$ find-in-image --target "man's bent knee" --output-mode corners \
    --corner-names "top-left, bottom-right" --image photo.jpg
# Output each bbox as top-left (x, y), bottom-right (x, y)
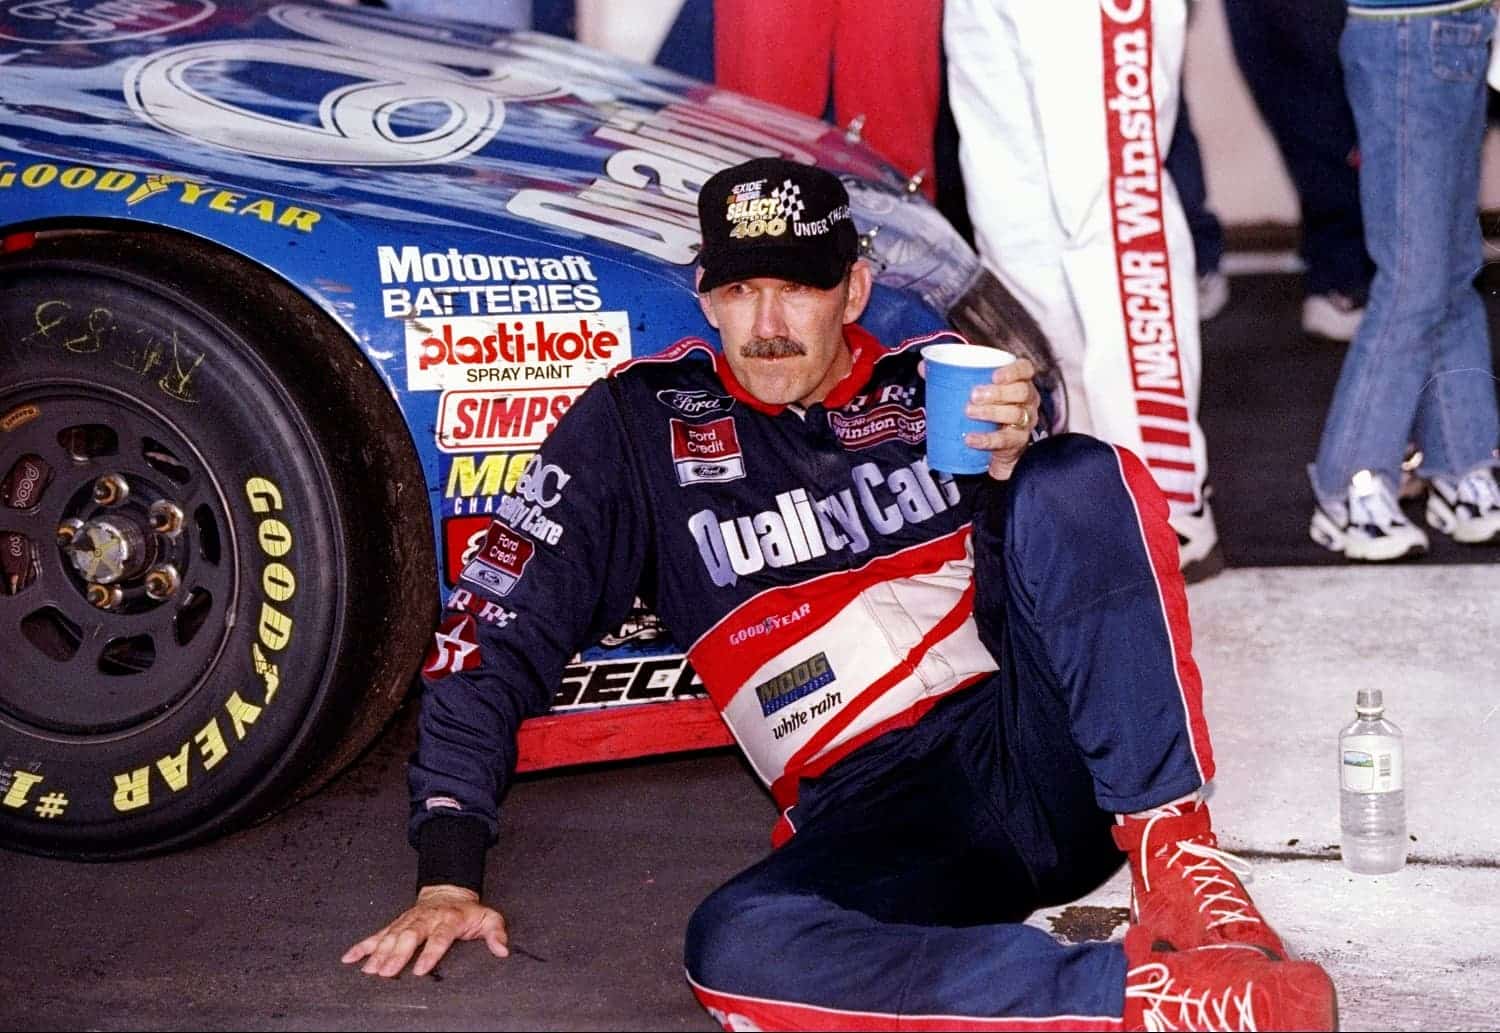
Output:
top-left (685, 880), bottom-right (815, 991)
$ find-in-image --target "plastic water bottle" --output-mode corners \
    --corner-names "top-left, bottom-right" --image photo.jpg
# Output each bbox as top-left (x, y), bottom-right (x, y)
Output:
top-left (1339, 689), bottom-right (1406, 874)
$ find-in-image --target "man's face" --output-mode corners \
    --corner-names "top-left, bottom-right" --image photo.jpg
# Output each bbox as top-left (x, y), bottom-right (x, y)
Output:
top-left (697, 261), bottom-right (873, 407)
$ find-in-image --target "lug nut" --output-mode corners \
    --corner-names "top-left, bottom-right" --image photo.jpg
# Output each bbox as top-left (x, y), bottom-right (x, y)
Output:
top-left (92, 474), bottom-right (130, 507)
top-left (143, 564), bottom-right (180, 601)
top-left (904, 170), bottom-right (927, 196)
top-left (844, 113), bottom-right (866, 143)
top-left (148, 501), bottom-right (185, 537)
top-left (56, 519), bottom-right (84, 546)
top-left (86, 583), bottom-right (122, 610)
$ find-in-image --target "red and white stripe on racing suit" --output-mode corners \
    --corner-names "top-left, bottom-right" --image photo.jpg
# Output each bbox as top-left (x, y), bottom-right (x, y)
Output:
top-left (690, 526), bottom-right (997, 814)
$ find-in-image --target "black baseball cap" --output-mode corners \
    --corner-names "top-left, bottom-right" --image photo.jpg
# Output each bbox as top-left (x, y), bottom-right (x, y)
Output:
top-left (696, 157), bottom-right (860, 293)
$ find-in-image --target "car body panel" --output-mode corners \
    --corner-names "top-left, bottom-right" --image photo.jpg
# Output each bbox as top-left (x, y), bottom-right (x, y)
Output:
top-left (0, 1), bottom-right (982, 767)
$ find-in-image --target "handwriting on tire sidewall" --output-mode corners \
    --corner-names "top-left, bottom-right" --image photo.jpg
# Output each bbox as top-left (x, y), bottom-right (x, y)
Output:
top-left (25, 299), bottom-right (206, 404)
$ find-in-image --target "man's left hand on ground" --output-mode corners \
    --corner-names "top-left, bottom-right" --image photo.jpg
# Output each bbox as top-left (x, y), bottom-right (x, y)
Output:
top-left (953, 355), bottom-right (1041, 481)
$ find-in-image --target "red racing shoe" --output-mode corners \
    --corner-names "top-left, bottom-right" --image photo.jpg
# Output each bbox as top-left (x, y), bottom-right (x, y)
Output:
top-left (1123, 928), bottom-right (1338, 1032)
top-left (1112, 802), bottom-right (1289, 959)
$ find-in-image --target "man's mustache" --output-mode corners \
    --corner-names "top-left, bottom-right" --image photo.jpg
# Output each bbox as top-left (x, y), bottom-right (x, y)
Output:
top-left (742, 336), bottom-right (806, 358)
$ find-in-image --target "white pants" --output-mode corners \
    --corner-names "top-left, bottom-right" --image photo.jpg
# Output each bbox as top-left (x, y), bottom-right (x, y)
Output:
top-left (945, 0), bottom-right (1206, 512)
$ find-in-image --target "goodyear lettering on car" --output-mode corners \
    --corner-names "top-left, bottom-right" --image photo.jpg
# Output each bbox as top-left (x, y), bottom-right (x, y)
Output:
top-left (0, 162), bottom-right (321, 232)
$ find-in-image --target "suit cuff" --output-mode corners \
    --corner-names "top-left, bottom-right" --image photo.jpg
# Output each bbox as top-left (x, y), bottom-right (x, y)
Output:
top-left (415, 815), bottom-right (490, 893)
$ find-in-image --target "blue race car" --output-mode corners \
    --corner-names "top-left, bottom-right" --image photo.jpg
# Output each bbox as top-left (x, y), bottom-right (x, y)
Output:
top-left (0, 0), bottom-right (1055, 858)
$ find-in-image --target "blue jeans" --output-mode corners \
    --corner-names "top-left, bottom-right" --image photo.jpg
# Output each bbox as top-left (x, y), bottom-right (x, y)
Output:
top-left (1311, 3), bottom-right (1499, 502)
top-left (1224, 0), bottom-right (1372, 298)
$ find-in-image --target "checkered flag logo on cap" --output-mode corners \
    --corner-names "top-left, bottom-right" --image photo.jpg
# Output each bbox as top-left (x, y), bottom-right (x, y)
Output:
top-left (772, 179), bottom-right (804, 222)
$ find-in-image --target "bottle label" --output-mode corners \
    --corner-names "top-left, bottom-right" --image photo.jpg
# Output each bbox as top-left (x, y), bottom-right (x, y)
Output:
top-left (1341, 735), bottom-right (1403, 793)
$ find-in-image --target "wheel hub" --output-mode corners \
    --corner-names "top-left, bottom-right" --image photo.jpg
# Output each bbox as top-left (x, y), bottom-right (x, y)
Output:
top-left (66, 516), bottom-right (151, 584)
top-left (0, 387), bottom-right (234, 737)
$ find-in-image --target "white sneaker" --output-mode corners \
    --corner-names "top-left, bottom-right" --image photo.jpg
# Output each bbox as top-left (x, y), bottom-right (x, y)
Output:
top-left (1198, 271), bottom-right (1230, 322)
top-left (1171, 497), bottom-right (1225, 583)
top-left (1426, 467), bottom-right (1500, 544)
top-left (1310, 469), bottom-right (1428, 561)
top-left (1301, 291), bottom-right (1364, 342)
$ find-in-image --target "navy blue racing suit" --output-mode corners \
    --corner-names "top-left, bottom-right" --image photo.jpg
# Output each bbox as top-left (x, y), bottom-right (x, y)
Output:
top-left (409, 324), bottom-right (1216, 1028)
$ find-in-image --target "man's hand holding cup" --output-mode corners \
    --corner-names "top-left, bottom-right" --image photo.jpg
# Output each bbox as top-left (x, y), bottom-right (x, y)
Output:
top-left (921, 342), bottom-right (1041, 481)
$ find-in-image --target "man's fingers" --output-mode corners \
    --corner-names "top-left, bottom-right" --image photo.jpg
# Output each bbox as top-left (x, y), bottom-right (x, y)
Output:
top-left (986, 356), bottom-right (1035, 385)
top-left (411, 932), bottom-right (456, 977)
top-left (482, 912), bottom-right (511, 958)
top-left (348, 898), bottom-right (511, 978)
top-left (363, 927), bottom-right (421, 978)
top-left (342, 934), bottom-right (380, 964)
top-left (968, 376), bottom-right (1036, 406)
top-left (964, 403), bottom-right (1032, 431)
top-left (964, 425), bottom-right (1028, 452)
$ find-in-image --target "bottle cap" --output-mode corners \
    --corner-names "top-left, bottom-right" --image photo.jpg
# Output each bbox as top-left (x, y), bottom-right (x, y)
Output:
top-left (1356, 689), bottom-right (1383, 712)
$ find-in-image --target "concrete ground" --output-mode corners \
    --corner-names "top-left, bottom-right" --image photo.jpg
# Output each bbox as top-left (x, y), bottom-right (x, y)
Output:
top-left (1, 564), bottom-right (1496, 1031)
top-left (1030, 564), bottom-right (1500, 1033)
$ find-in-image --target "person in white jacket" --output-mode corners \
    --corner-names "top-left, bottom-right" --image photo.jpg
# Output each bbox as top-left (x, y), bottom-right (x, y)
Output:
top-left (945, 0), bottom-right (1221, 581)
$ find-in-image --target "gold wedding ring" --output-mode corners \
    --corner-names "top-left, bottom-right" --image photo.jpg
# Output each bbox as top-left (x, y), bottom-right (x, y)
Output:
top-left (1017, 408), bottom-right (1030, 431)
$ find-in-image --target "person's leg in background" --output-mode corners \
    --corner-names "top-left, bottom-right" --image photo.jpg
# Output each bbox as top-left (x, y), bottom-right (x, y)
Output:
top-left (829, 0), bottom-right (941, 198)
top-left (934, 43), bottom-right (975, 246)
top-left (1223, 0), bottom-right (1373, 342)
top-left (1410, 5), bottom-right (1500, 545)
top-left (713, 0), bottom-right (834, 118)
top-left (1309, 7), bottom-right (1498, 560)
top-left (652, 0), bottom-right (715, 81)
top-left (1165, 95), bottom-right (1229, 321)
top-left (947, 0), bottom-right (1221, 581)
top-left (946, 0), bottom-right (1094, 438)
top-left (1006, 0), bottom-right (1219, 579)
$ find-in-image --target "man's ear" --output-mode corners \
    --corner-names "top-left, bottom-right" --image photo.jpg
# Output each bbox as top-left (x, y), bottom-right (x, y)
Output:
top-left (842, 260), bottom-right (874, 325)
top-left (695, 268), bottom-right (721, 329)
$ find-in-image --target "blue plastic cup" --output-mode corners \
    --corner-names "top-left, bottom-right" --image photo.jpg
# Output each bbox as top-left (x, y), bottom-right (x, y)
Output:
top-left (922, 342), bottom-right (1017, 474)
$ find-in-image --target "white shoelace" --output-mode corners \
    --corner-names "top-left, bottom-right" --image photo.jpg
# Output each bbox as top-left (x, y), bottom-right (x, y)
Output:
top-left (1126, 961), bottom-right (1259, 1032)
top-left (1349, 472), bottom-right (1407, 530)
top-left (1140, 811), bottom-right (1261, 930)
top-left (1457, 469), bottom-right (1500, 513)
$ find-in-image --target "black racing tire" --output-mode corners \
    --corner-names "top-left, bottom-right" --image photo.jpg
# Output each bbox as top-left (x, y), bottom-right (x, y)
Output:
top-left (0, 230), bottom-right (436, 859)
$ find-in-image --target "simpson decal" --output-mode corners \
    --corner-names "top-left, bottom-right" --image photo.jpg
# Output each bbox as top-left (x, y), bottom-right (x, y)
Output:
top-left (437, 388), bottom-right (578, 452)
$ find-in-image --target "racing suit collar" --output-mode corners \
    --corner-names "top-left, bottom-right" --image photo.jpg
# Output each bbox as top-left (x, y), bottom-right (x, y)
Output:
top-left (711, 324), bottom-right (883, 415)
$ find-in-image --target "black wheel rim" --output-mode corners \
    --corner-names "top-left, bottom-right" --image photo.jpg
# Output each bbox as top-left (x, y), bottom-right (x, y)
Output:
top-left (0, 382), bottom-right (237, 738)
